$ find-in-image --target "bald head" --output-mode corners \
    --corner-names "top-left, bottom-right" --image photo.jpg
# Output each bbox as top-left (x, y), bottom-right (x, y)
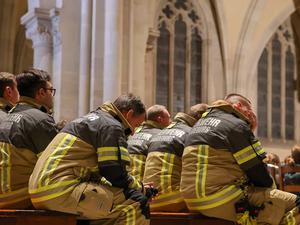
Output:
top-left (147, 104), bottom-right (171, 127)
top-left (224, 93), bottom-right (257, 131)
top-left (224, 93), bottom-right (251, 107)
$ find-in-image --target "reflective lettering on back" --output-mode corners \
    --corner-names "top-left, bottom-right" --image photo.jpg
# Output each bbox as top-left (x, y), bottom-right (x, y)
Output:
top-left (8, 113), bottom-right (23, 123)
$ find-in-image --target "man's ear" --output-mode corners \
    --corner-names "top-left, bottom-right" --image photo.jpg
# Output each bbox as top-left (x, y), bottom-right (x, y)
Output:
top-left (156, 115), bottom-right (162, 123)
top-left (233, 102), bottom-right (242, 111)
top-left (126, 109), bottom-right (134, 119)
top-left (3, 86), bottom-right (12, 98)
top-left (35, 88), bottom-right (45, 101)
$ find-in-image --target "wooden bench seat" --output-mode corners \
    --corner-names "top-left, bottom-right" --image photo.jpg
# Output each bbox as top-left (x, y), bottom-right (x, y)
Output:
top-left (0, 209), bottom-right (77, 225)
top-left (150, 212), bottom-right (235, 225)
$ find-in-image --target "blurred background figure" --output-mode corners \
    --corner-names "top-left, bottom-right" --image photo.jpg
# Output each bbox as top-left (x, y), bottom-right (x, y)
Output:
top-left (0, 72), bottom-right (19, 121)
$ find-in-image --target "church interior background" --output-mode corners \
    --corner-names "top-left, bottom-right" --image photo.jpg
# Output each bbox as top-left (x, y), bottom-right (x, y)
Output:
top-left (1, 0), bottom-right (300, 159)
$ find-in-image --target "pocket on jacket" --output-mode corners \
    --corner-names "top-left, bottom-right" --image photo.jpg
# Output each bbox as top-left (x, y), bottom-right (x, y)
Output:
top-left (74, 182), bottom-right (114, 219)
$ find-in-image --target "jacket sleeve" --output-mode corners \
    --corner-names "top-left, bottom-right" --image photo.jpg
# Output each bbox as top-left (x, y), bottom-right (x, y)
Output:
top-left (30, 116), bottom-right (58, 154)
top-left (97, 125), bottom-right (142, 191)
top-left (228, 123), bottom-right (273, 187)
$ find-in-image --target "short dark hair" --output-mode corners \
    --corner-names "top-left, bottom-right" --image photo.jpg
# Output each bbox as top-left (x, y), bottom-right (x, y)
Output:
top-left (113, 93), bottom-right (146, 116)
top-left (292, 145), bottom-right (300, 164)
top-left (0, 72), bottom-right (16, 97)
top-left (147, 104), bottom-right (168, 121)
top-left (16, 68), bottom-right (51, 98)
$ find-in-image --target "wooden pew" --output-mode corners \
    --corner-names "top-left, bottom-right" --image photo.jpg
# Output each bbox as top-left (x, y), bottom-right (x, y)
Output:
top-left (0, 209), bottom-right (76, 225)
top-left (150, 212), bottom-right (235, 225)
top-left (279, 164), bottom-right (300, 193)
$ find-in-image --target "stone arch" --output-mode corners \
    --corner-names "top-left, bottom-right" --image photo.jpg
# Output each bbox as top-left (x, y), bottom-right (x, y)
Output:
top-left (0, 0), bottom-right (32, 73)
top-left (147, 0), bottom-right (223, 107)
top-left (237, 2), bottom-right (296, 95)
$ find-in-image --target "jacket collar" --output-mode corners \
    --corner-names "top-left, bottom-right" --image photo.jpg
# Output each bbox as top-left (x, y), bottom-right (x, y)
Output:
top-left (142, 120), bottom-right (166, 129)
top-left (0, 97), bottom-right (14, 112)
top-left (18, 96), bottom-right (51, 114)
top-left (174, 112), bottom-right (197, 127)
top-left (100, 102), bottom-right (133, 136)
top-left (209, 100), bottom-right (250, 123)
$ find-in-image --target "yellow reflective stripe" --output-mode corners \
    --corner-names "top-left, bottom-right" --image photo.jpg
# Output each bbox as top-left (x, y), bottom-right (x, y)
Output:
top-left (0, 187), bottom-right (28, 199)
top-left (234, 142), bottom-right (262, 157)
top-left (195, 146), bottom-right (201, 198)
top-left (160, 154), bottom-right (166, 193)
top-left (0, 193), bottom-right (30, 207)
top-left (160, 153), bottom-right (175, 193)
top-left (131, 154), bottom-right (146, 180)
top-left (185, 185), bottom-right (242, 210)
top-left (201, 145), bottom-right (208, 197)
top-left (0, 143), bottom-right (11, 193)
top-left (39, 134), bottom-right (77, 188)
top-left (30, 179), bottom-right (78, 194)
top-left (150, 191), bottom-right (184, 208)
top-left (31, 185), bottom-right (75, 203)
top-left (195, 145), bottom-right (208, 198)
top-left (233, 142), bottom-right (265, 165)
top-left (113, 205), bottom-right (136, 225)
top-left (201, 112), bottom-right (209, 117)
top-left (130, 176), bottom-right (142, 190)
top-left (284, 210), bottom-right (296, 225)
top-left (167, 154), bottom-right (174, 192)
top-left (97, 146), bottom-right (130, 162)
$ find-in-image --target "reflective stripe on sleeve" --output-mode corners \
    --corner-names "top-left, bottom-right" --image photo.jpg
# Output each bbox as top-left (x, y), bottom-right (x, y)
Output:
top-left (233, 141), bottom-right (265, 165)
top-left (97, 146), bottom-right (130, 163)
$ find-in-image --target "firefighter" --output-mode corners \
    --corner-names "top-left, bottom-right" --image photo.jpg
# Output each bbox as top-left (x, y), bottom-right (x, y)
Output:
top-left (180, 93), bottom-right (300, 225)
top-left (0, 69), bottom-right (58, 209)
top-left (0, 72), bottom-right (19, 121)
top-left (29, 94), bottom-right (152, 225)
top-left (128, 104), bottom-right (171, 181)
top-left (143, 103), bottom-right (208, 212)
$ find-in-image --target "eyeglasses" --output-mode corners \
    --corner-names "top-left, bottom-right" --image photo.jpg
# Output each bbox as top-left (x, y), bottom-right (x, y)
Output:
top-left (43, 87), bottom-right (56, 96)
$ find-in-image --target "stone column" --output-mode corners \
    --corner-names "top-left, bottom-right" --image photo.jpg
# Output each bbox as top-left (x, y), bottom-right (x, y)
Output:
top-left (21, 7), bottom-right (60, 75)
top-left (102, 0), bottom-right (121, 102)
top-left (78, 0), bottom-right (92, 116)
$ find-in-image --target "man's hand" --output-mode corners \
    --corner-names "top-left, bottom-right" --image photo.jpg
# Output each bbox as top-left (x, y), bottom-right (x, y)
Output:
top-left (143, 182), bottom-right (158, 201)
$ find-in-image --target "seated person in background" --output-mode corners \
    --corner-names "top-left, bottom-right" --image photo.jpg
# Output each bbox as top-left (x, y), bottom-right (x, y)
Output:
top-left (0, 69), bottom-right (58, 209)
top-left (0, 72), bottom-right (20, 121)
top-left (263, 152), bottom-right (280, 187)
top-left (143, 103), bottom-right (208, 212)
top-left (128, 105), bottom-right (171, 181)
top-left (264, 152), bottom-right (280, 167)
top-left (284, 145), bottom-right (300, 185)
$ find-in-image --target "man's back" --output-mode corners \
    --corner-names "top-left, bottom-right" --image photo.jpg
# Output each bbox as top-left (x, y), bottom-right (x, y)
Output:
top-left (143, 112), bottom-right (196, 211)
top-left (0, 102), bottom-right (57, 153)
top-left (128, 121), bottom-right (163, 180)
top-left (0, 99), bottom-right (58, 209)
